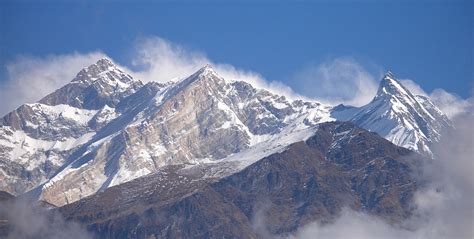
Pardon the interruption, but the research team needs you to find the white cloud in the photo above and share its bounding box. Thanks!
[130,36,209,83]
[429,88,472,119]
[291,209,413,239]
[292,57,380,107]
[0,52,107,115]
[130,36,301,99]
[409,108,474,238]
[0,198,93,239]
[400,79,472,119]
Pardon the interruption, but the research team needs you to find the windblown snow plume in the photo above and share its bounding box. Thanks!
[130,36,301,98]
[0,52,106,115]
[292,57,380,107]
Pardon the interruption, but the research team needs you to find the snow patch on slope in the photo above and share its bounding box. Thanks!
[26,103,98,126]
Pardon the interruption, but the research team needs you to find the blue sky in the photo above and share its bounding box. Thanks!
[1,0,472,99]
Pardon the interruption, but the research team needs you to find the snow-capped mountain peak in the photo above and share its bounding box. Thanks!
[39,58,143,110]
[79,57,115,74]
[384,70,394,78]
[376,71,413,100]
[71,57,139,90]
[332,71,451,156]
[199,63,215,74]
[96,57,115,67]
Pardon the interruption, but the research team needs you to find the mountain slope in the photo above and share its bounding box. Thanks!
[27,63,333,206]
[57,122,418,239]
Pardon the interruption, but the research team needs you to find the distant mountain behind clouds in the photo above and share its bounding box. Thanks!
[0,58,451,206]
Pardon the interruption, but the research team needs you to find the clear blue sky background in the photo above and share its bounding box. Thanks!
[1,0,472,98]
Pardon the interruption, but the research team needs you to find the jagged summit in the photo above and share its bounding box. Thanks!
[169,64,222,94]
[384,70,394,79]
[72,57,133,84]
[38,58,143,109]
[188,64,219,80]
[201,63,213,70]
[380,71,398,88]
[95,57,115,67]
[376,71,412,99]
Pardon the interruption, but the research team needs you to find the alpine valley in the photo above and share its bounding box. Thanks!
[0,59,452,238]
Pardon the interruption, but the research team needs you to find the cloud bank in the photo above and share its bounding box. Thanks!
[0,199,93,239]
[290,208,413,239]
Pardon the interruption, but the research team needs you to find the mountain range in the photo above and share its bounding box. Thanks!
[0,58,451,238]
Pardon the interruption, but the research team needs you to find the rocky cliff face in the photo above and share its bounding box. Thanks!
[58,122,418,239]
[25,64,333,206]
[0,59,448,208]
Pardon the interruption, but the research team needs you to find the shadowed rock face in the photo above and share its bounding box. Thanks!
[58,122,419,239]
